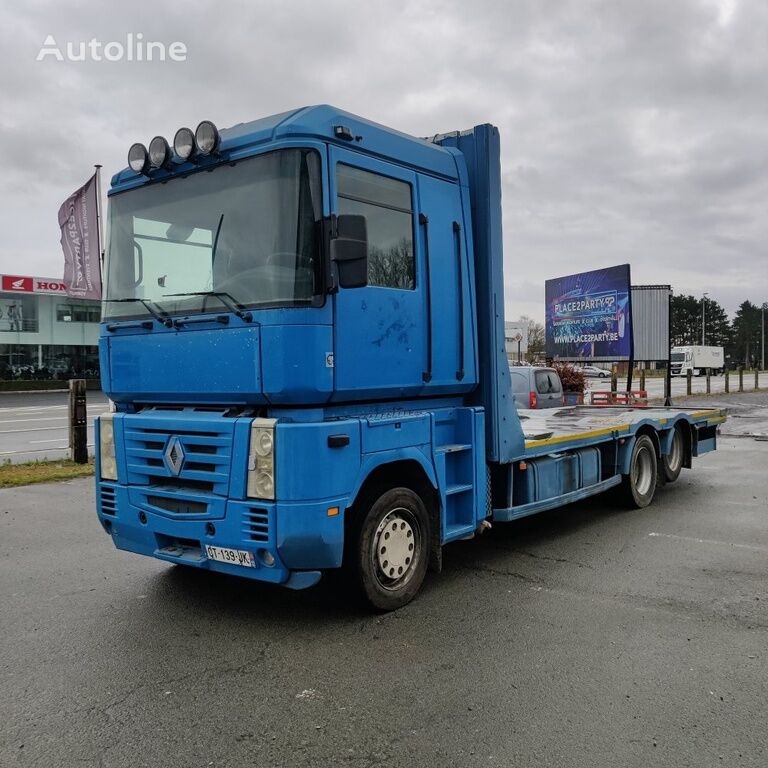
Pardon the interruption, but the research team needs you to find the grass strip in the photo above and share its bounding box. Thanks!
[0,458,95,489]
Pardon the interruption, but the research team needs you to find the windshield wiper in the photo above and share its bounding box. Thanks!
[105,298,173,327]
[163,291,253,322]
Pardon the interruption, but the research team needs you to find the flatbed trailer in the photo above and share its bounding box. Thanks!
[95,106,726,609]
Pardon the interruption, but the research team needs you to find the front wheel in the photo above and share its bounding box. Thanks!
[619,434,658,508]
[351,487,431,611]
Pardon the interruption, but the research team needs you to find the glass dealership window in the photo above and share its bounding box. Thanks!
[0,293,38,333]
[57,303,101,323]
[336,164,415,290]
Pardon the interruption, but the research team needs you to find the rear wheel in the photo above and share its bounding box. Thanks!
[351,487,430,611]
[620,434,658,508]
[661,426,684,483]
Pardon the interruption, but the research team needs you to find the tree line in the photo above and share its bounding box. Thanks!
[671,295,766,368]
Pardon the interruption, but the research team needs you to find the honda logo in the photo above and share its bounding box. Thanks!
[163,436,185,476]
[1,275,33,292]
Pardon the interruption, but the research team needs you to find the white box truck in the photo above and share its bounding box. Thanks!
[670,346,724,376]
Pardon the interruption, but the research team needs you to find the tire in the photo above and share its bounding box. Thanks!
[619,434,658,508]
[599,372,606,378]
[661,426,684,483]
[350,487,431,611]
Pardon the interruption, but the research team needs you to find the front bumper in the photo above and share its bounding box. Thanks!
[96,481,346,590]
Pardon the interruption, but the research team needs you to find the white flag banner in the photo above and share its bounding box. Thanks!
[58,172,102,300]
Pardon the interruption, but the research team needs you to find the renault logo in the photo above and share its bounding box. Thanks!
[164,436,185,476]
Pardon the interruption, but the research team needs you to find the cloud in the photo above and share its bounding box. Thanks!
[0,0,765,320]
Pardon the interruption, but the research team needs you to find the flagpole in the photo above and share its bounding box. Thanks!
[94,164,104,283]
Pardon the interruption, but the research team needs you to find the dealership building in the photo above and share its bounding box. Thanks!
[0,273,100,376]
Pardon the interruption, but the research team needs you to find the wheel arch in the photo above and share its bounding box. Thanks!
[345,452,442,573]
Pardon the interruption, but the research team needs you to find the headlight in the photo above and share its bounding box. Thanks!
[128,143,149,174]
[148,135,171,168]
[173,126,196,161]
[99,414,118,481]
[247,418,276,500]
[195,120,220,155]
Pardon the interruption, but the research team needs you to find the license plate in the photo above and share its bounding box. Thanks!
[205,545,256,568]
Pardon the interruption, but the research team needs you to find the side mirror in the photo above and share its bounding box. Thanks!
[331,214,368,289]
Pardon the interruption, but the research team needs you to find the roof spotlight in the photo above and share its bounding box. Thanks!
[128,143,149,174]
[195,120,220,155]
[173,126,196,162]
[148,136,171,169]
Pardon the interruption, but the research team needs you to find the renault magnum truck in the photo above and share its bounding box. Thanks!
[96,106,726,609]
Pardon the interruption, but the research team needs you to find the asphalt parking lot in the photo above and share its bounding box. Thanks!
[1,393,766,767]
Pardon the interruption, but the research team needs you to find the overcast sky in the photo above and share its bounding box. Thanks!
[0,0,765,322]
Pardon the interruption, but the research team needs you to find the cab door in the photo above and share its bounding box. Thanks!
[330,146,424,399]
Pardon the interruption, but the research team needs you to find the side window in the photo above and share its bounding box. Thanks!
[337,164,415,289]
[509,371,526,394]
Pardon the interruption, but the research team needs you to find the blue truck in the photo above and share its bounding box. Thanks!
[96,105,726,609]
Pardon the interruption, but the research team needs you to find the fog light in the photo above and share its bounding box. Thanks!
[128,143,149,174]
[195,120,220,155]
[148,135,171,168]
[259,549,275,567]
[173,126,196,161]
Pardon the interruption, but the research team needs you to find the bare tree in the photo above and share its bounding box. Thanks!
[517,315,545,361]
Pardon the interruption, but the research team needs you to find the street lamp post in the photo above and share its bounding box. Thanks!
[762,302,767,371]
[701,292,709,346]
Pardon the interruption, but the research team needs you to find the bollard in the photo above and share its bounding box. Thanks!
[755,368,759,391]
[639,369,646,391]
[725,370,729,393]
[69,379,88,464]
[686,369,692,396]
[706,370,710,394]
[738,367,744,392]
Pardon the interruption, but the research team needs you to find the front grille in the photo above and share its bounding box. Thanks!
[124,419,234,496]
[243,508,270,543]
[146,495,208,515]
[100,486,117,515]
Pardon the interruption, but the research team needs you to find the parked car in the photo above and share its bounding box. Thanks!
[579,365,609,378]
[509,366,564,409]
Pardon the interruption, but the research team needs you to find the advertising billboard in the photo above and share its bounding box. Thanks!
[545,264,632,361]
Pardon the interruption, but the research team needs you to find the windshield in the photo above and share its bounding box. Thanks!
[103,148,323,320]
[671,352,686,361]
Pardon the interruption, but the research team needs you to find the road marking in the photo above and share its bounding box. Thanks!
[0,417,86,424]
[0,404,108,413]
[0,426,69,434]
[0,425,96,434]
[648,532,768,553]
[0,414,105,424]
[0,444,94,456]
